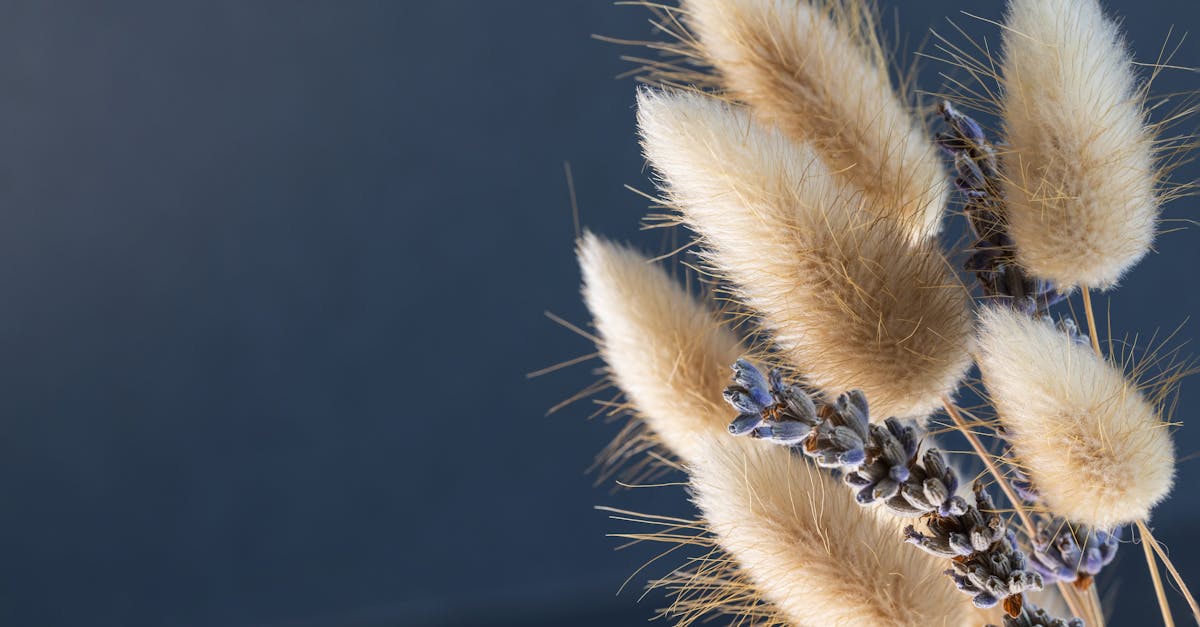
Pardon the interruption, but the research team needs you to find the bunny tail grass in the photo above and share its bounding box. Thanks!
[689,435,977,626]
[578,232,742,464]
[975,307,1175,528]
[999,0,1158,290]
[637,89,972,421]
[682,0,946,242]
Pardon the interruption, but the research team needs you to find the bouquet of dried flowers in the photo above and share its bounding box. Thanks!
[554,0,1198,624]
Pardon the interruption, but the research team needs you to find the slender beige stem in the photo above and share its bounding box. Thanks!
[1081,286,1103,357]
[1139,521,1177,627]
[939,395,1091,623]
[1080,289,1186,625]
[940,396,1036,534]
[1138,520,1200,624]
[1082,294,1110,624]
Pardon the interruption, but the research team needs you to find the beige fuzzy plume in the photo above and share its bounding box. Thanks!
[682,0,946,241]
[578,232,742,464]
[999,0,1158,289]
[637,89,971,421]
[975,307,1175,528]
[689,434,975,626]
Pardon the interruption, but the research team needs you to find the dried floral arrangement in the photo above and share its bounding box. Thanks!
[553,0,1200,624]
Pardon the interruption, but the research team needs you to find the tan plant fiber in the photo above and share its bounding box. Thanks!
[999,0,1158,289]
[637,89,972,421]
[682,0,946,242]
[689,434,975,626]
[976,307,1174,528]
[577,232,743,464]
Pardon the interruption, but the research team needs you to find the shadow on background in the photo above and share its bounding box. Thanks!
[0,1,1196,625]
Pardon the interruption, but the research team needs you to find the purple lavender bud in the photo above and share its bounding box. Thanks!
[834,447,867,467]
[768,420,812,445]
[728,412,763,436]
[731,359,772,408]
[972,592,1000,609]
[781,386,818,423]
[941,100,986,144]
[723,387,765,415]
[836,390,870,432]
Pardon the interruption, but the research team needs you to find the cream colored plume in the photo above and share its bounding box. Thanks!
[975,307,1174,528]
[682,0,946,242]
[578,232,742,464]
[689,435,975,626]
[637,89,972,421]
[999,0,1158,289]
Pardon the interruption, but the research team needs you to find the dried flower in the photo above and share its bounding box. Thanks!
[1029,522,1121,587]
[723,359,1042,611]
[976,306,1175,528]
[936,101,1064,313]
[578,232,743,464]
[638,89,972,421]
[999,0,1159,289]
[907,482,1042,610]
[682,0,947,242]
[688,434,978,626]
[568,0,1197,622]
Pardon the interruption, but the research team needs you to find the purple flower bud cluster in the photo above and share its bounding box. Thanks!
[1030,521,1120,586]
[722,359,1052,615]
[906,483,1042,609]
[936,101,1064,315]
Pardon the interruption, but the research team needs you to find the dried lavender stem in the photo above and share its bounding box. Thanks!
[942,396,1091,625]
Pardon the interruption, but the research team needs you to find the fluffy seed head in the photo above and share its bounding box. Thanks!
[976,307,1175,528]
[689,435,976,626]
[637,89,972,421]
[999,0,1158,289]
[682,0,947,242]
[578,232,742,464]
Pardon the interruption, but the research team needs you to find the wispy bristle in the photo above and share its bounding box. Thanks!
[999,0,1159,290]
[689,435,976,626]
[637,89,972,421]
[578,232,742,465]
[682,0,947,242]
[975,307,1175,528]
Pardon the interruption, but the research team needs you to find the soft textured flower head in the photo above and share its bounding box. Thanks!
[975,306,1175,528]
[999,0,1159,289]
[681,0,947,242]
[637,88,972,421]
[578,232,743,465]
[688,434,979,625]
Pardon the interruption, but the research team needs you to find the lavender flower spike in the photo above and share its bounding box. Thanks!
[723,359,1046,614]
[936,101,1065,314]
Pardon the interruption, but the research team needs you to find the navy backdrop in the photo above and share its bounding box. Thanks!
[0,1,1198,625]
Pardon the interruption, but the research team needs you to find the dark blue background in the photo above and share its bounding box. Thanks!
[0,1,1196,625]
